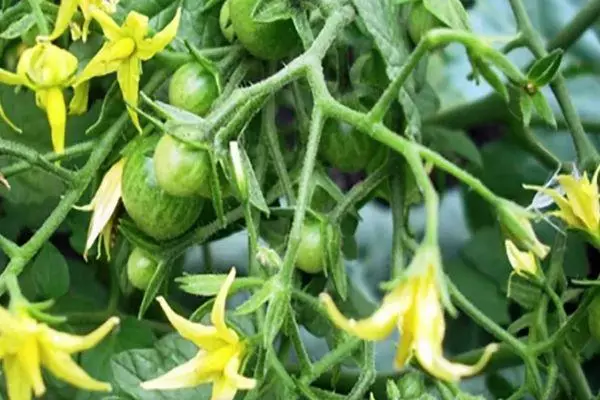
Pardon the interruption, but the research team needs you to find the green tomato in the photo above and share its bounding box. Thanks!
[127,247,158,290]
[229,0,299,60]
[295,220,326,274]
[153,134,213,198]
[168,62,219,116]
[407,2,443,44]
[588,294,600,341]
[122,136,205,241]
[320,119,380,172]
[220,0,235,42]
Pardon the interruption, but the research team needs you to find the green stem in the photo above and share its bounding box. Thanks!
[0,235,20,259]
[390,160,407,278]
[346,341,375,400]
[0,138,77,183]
[509,0,599,168]
[300,336,361,384]
[27,0,49,35]
[547,0,600,52]
[557,346,592,400]
[263,97,296,205]
[1,140,95,178]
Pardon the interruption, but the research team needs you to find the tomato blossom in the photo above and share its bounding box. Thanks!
[525,165,600,246]
[505,239,540,279]
[41,0,119,43]
[74,8,181,132]
[0,305,118,399]
[0,42,87,154]
[320,245,498,381]
[496,199,550,259]
[76,158,124,260]
[141,268,257,399]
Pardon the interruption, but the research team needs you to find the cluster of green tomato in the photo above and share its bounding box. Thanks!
[125,0,418,289]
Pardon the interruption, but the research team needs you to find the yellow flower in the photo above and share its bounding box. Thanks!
[0,305,118,399]
[76,158,124,261]
[74,8,181,132]
[505,240,540,278]
[40,0,119,43]
[0,42,85,154]
[141,268,257,399]
[320,246,498,381]
[525,166,600,244]
[496,199,550,259]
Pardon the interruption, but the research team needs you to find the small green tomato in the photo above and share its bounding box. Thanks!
[295,220,326,274]
[127,247,158,290]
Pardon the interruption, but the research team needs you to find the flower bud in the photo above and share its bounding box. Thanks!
[497,199,549,259]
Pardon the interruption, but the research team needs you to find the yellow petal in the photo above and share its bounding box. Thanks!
[122,11,150,43]
[393,328,414,369]
[41,0,79,41]
[559,174,599,231]
[40,348,111,392]
[0,307,20,333]
[319,292,400,340]
[504,240,539,277]
[17,336,45,397]
[75,39,135,85]
[415,342,499,381]
[69,80,90,115]
[525,184,581,228]
[156,297,225,351]
[211,377,239,400]
[141,351,215,390]
[211,268,239,344]
[4,356,34,400]
[116,58,141,132]
[90,8,124,41]
[137,8,181,61]
[83,160,124,260]
[41,316,119,354]
[42,88,67,154]
[223,352,256,390]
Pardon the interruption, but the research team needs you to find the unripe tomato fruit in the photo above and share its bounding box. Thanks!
[588,294,600,341]
[153,134,212,198]
[295,220,326,274]
[127,247,158,290]
[168,62,219,116]
[229,0,299,60]
[320,119,379,172]
[121,136,204,241]
[407,2,443,44]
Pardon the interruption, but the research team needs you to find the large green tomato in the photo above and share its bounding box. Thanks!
[295,220,326,274]
[121,136,204,241]
[153,134,213,198]
[229,0,299,60]
[168,62,220,116]
[127,247,158,290]
[320,119,380,172]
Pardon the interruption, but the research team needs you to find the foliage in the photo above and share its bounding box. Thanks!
[1,0,600,399]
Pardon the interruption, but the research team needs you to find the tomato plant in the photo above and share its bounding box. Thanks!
[1,0,599,399]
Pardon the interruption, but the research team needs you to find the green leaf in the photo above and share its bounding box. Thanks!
[323,223,348,300]
[110,334,212,399]
[531,91,557,128]
[519,92,534,127]
[422,0,470,31]
[527,49,564,88]
[138,260,171,318]
[507,274,542,310]
[263,289,289,346]
[238,143,270,214]
[234,280,274,315]
[209,152,226,225]
[0,13,34,39]
[251,0,294,23]
[26,242,70,299]
[425,127,483,167]
[177,273,229,296]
